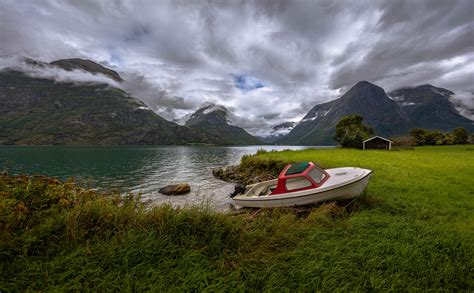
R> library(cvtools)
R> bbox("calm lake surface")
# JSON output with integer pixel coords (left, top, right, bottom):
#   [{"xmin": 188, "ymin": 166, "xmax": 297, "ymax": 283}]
[{"xmin": 0, "ymin": 145, "xmax": 327, "ymax": 210}]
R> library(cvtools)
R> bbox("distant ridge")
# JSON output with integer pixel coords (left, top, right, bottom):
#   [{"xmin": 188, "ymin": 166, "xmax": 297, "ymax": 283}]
[
  {"xmin": 389, "ymin": 84, "xmax": 474, "ymax": 132},
  {"xmin": 186, "ymin": 104, "xmax": 263, "ymax": 145},
  {"xmin": 278, "ymin": 81, "xmax": 410, "ymax": 145}
]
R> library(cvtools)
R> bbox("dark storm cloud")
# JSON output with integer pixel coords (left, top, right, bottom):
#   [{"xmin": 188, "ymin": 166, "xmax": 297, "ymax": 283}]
[
  {"xmin": 0, "ymin": 0, "xmax": 472, "ymax": 136},
  {"xmin": 329, "ymin": 0, "xmax": 474, "ymax": 91}
]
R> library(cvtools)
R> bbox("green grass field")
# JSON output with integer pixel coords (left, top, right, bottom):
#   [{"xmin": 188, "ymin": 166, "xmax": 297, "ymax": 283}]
[{"xmin": 1, "ymin": 146, "xmax": 473, "ymax": 291}]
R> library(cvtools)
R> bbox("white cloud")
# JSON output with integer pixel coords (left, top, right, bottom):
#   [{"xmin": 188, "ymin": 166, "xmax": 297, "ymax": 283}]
[{"xmin": 0, "ymin": 56, "xmax": 121, "ymax": 87}]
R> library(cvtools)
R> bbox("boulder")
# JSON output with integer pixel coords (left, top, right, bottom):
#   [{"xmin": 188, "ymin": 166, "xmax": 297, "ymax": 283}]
[{"xmin": 159, "ymin": 183, "xmax": 191, "ymax": 195}]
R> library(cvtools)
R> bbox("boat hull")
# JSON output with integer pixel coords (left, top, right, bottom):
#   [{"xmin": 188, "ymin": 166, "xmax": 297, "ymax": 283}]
[{"xmin": 233, "ymin": 168, "xmax": 372, "ymax": 208}]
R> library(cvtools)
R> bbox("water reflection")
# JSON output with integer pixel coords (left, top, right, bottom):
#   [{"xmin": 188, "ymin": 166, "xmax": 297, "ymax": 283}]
[{"xmin": 0, "ymin": 145, "xmax": 327, "ymax": 210}]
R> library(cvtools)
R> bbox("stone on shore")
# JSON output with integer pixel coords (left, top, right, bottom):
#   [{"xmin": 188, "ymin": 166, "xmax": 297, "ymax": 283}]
[{"xmin": 159, "ymin": 183, "xmax": 191, "ymax": 195}]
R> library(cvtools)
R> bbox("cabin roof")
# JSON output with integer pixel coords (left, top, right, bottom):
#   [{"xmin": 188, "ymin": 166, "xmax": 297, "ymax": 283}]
[
  {"xmin": 363, "ymin": 136, "xmax": 393, "ymax": 143},
  {"xmin": 285, "ymin": 162, "xmax": 310, "ymax": 175}
]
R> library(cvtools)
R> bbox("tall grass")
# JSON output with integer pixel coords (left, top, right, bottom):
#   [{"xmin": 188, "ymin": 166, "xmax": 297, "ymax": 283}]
[{"xmin": 1, "ymin": 146, "xmax": 473, "ymax": 291}]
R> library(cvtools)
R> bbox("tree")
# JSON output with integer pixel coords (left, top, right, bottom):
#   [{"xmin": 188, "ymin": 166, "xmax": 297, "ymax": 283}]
[
  {"xmin": 410, "ymin": 128, "xmax": 427, "ymax": 146},
  {"xmin": 334, "ymin": 115, "xmax": 373, "ymax": 148},
  {"xmin": 410, "ymin": 127, "xmax": 469, "ymax": 146},
  {"xmin": 453, "ymin": 127, "xmax": 469, "ymax": 145}
]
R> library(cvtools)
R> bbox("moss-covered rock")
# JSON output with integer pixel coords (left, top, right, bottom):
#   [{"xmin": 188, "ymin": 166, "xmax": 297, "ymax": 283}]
[{"xmin": 213, "ymin": 154, "xmax": 288, "ymax": 185}]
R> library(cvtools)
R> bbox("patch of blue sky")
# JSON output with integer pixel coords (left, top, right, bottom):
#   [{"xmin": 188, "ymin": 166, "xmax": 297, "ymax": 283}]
[{"xmin": 233, "ymin": 74, "xmax": 265, "ymax": 92}]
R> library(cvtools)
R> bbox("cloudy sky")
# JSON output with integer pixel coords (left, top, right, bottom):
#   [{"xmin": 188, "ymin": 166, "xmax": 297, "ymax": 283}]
[{"xmin": 1, "ymin": 0, "xmax": 473, "ymax": 135}]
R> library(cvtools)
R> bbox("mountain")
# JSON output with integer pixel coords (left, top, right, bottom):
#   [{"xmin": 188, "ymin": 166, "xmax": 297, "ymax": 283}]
[
  {"xmin": 272, "ymin": 121, "xmax": 296, "ymax": 134},
  {"xmin": 185, "ymin": 105, "xmax": 263, "ymax": 145},
  {"xmin": 0, "ymin": 62, "xmax": 212, "ymax": 145},
  {"xmin": 389, "ymin": 85, "xmax": 474, "ymax": 132},
  {"xmin": 259, "ymin": 122, "xmax": 296, "ymax": 143},
  {"xmin": 278, "ymin": 81, "xmax": 410, "ymax": 145},
  {"xmin": 50, "ymin": 58, "xmax": 124, "ymax": 82},
  {"xmin": 449, "ymin": 97, "xmax": 474, "ymax": 121}
]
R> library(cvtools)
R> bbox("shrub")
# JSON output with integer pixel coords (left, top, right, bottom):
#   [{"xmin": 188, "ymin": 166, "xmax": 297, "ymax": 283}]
[
  {"xmin": 409, "ymin": 127, "xmax": 470, "ymax": 146},
  {"xmin": 391, "ymin": 136, "xmax": 414, "ymax": 148},
  {"xmin": 453, "ymin": 127, "xmax": 469, "ymax": 144}
]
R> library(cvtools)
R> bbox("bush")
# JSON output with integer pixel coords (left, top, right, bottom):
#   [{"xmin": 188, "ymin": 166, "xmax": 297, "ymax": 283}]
[
  {"xmin": 410, "ymin": 127, "xmax": 469, "ymax": 146},
  {"xmin": 391, "ymin": 136, "xmax": 414, "ymax": 148},
  {"xmin": 453, "ymin": 127, "xmax": 469, "ymax": 144}
]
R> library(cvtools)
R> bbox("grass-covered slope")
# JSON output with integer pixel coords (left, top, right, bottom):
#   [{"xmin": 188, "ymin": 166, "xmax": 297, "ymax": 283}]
[{"xmin": 1, "ymin": 146, "xmax": 473, "ymax": 291}]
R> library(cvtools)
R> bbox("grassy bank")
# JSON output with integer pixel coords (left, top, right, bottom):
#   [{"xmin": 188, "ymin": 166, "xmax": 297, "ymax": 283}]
[{"xmin": 1, "ymin": 146, "xmax": 473, "ymax": 291}]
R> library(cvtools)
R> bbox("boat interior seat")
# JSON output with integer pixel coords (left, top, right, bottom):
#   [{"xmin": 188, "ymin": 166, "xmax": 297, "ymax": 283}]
[{"xmin": 257, "ymin": 186, "xmax": 275, "ymax": 196}]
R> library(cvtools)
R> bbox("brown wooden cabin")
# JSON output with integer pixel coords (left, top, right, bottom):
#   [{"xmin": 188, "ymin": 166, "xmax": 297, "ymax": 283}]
[{"xmin": 363, "ymin": 136, "xmax": 392, "ymax": 150}]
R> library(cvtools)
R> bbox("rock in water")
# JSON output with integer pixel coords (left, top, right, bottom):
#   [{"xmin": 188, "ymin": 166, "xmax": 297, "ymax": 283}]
[{"xmin": 159, "ymin": 183, "xmax": 191, "ymax": 195}]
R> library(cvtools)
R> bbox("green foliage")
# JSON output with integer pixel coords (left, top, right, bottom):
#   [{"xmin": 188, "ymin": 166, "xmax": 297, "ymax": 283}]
[
  {"xmin": 334, "ymin": 115, "xmax": 373, "ymax": 148},
  {"xmin": 453, "ymin": 127, "xmax": 469, "ymax": 144},
  {"xmin": 410, "ymin": 127, "xmax": 470, "ymax": 146},
  {"xmin": 1, "ymin": 146, "xmax": 474, "ymax": 291}
]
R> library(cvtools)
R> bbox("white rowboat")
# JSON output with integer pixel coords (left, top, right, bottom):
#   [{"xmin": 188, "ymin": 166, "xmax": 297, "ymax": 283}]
[{"xmin": 232, "ymin": 162, "xmax": 372, "ymax": 208}]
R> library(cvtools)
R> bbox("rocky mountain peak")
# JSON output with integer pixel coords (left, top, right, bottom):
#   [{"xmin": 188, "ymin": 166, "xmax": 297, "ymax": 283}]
[
  {"xmin": 388, "ymin": 84, "xmax": 473, "ymax": 132},
  {"xmin": 417, "ymin": 84, "xmax": 454, "ymax": 97},
  {"xmin": 278, "ymin": 80, "xmax": 411, "ymax": 145},
  {"xmin": 342, "ymin": 80, "xmax": 388, "ymax": 103},
  {"xmin": 389, "ymin": 85, "xmax": 455, "ymax": 105},
  {"xmin": 23, "ymin": 57, "xmax": 50, "ymax": 68},
  {"xmin": 184, "ymin": 104, "xmax": 262, "ymax": 145},
  {"xmin": 50, "ymin": 58, "xmax": 123, "ymax": 82},
  {"xmin": 185, "ymin": 104, "xmax": 228, "ymax": 127}
]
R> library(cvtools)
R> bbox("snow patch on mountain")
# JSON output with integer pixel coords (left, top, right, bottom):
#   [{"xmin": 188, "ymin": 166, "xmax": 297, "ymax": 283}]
[
  {"xmin": 389, "ymin": 95, "xmax": 404, "ymax": 102},
  {"xmin": 301, "ymin": 110, "xmax": 330, "ymax": 123}
]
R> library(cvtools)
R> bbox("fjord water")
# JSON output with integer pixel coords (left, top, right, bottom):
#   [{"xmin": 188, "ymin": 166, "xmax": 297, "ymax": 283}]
[{"xmin": 0, "ymin": 145, "xmax": 318, "ymax": 210}]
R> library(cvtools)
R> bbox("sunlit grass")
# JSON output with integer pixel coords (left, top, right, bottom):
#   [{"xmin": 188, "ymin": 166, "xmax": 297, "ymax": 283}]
[{"xmin": 1, "ymin": 145, "xmax": 473, "ymax": 291}]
